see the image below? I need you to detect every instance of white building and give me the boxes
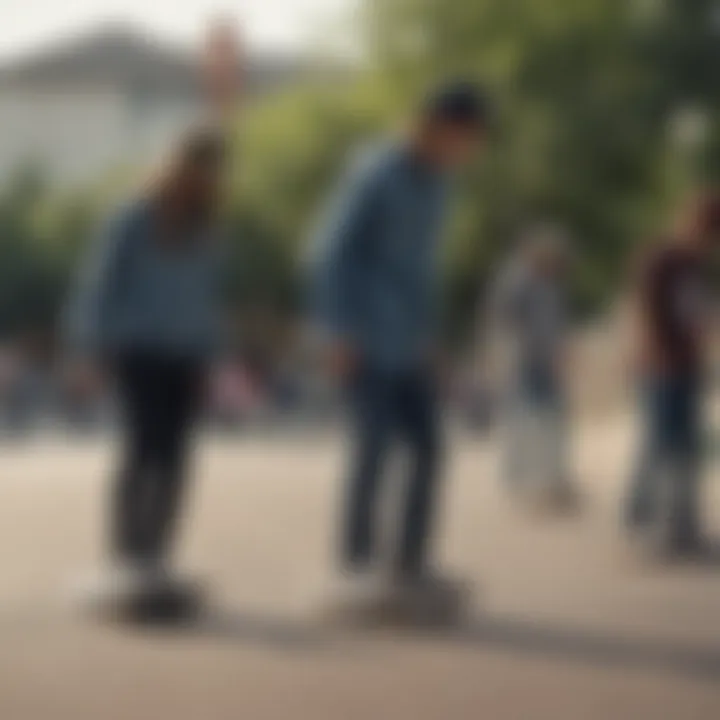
[0,26,302,186]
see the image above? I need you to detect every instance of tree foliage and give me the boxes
[0,0,718,348]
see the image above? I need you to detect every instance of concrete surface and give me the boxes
[0,417,718,719]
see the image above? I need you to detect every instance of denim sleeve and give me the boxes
[63,210,134,357]
[310,158,382,343]
[422,185,449,340]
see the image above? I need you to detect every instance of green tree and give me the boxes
[360,0,720,337]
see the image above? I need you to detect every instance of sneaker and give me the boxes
[393,569,468,600]
[325,569,388,626]
[336,568,384,604]
[70,559,173,610]
[67,563,142,616]
[660,532,708,561]
[388,569,471,624]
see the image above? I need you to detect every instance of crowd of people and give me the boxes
[60,77,720,621]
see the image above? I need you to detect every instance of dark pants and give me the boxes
[112,352,206,564]
[343,364,442,578]
[626,372,703,548]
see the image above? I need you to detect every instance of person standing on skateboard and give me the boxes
[311,81,490,597]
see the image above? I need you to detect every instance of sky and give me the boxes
[0,0,354,60]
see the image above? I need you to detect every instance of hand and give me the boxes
[427,347,452,393]
[555,345,572,378]
[326,341,358,382]
[65,359,105,399]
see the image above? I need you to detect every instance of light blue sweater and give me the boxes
[310,142,449,369]
[65,199,222,358]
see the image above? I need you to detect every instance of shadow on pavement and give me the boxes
[154,606,720,681]
[441,617,720,681]
[159,609,329,653]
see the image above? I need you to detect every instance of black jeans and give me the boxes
[343,363,442,578]
[112,352,206,564]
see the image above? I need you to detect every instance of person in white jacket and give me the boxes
[485,224,577,506]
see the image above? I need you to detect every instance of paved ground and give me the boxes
[0,417,719,719]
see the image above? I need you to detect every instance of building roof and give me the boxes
[0,25,302,98]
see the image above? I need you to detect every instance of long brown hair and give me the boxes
[153,126,227,241]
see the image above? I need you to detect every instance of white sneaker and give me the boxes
[70,562,204,622]
[325,569,389,625]
[336,569,384,604]
[393,569,468,601]
[70,558,169,607]
[67,567,133,616]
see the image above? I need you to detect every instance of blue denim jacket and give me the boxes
[65,199,222,358]
[309,142,448,369]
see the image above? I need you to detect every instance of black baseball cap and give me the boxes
[422,80,492,131]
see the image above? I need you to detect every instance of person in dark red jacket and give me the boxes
[625,192,720,555]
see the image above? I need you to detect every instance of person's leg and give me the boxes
[625,379,665,528]
[342,365,394,572]
[503,381,532,491]
[112,355,160,564]
[395,368,442,578]
[144,359,206,563]
[508,362,556,493]
[541,373,571,491]
[666,375,704,551]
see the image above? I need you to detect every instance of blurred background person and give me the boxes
[64,127,229,602]
[624,192,720,557]
[484,224,577,508]
[309,80,489,607]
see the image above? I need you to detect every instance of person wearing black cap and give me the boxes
[310,80,489,607]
